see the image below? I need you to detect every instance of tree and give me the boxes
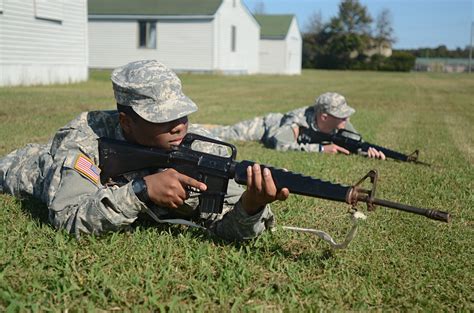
[434,45,449,57]
[302,10,326,68]
[322,0,373,68]
[401,45,469,58]
[375,8,395,44]
[335,0,373,34]
[304,10,324,34]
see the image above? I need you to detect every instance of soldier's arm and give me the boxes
[48,148,277,240]
[265,124,323,152]
[46,151,146,237]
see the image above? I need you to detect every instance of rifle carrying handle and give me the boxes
[180,133,237,161]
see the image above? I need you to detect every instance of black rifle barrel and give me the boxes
[359,142,410,161]
[234,160,450,223]
[370,198,450,222]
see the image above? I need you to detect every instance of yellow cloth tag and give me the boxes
[74,153,101,185]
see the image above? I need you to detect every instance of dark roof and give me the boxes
[88,0,223,16]
[254,14,294,39]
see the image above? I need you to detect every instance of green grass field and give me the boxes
[0,69,473,311]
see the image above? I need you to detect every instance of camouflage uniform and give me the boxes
[207,92,357,152]
[0,60,274,240]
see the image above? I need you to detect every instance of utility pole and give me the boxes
[469,22,473,73]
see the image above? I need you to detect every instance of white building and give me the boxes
[88,0,260,74]
[0,0,88,86]
[255,14,302,75]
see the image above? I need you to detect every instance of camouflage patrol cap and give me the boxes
[314,92,355,118]
[111,60,197,123]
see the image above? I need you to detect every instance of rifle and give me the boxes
[98,133,449,223]
[314,129,430,165]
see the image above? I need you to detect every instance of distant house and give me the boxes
[365,40,393,58]
[88,0,260,74]
[0,0,88,86]
[255,14,302,75]
[414,58,472,73]
[350,39,392,59]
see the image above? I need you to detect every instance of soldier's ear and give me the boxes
[320,113,329,121]
[119,112,133,135]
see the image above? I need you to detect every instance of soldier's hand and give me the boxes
[367,147,386,160]
[322,144,350,155]
[241,163,289,215]
[143,169,207,209]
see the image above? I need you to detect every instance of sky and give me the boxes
[242,0,474,50]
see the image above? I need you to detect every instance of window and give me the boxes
[35,0,63,23]
[231,25,236,52]
[138,21,157,49]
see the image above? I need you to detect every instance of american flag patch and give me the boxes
[74,153,101,185]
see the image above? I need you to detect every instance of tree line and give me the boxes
[397,46,471,59]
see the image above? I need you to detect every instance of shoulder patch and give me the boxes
[74,153,101,185]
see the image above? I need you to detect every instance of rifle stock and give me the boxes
[98,133,449,222]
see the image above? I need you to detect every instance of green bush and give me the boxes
[379,51,416,72]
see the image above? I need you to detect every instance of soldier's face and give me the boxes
[328,114,348,130]
[121,113,189,149]
[317,113,348,133]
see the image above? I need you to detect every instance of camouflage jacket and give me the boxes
[0,111,274,240]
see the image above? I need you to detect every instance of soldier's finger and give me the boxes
[262,167,277,196]
[177,174,207,191]
[246,165,253,190]
[276,188,290,201]
[372,148,381,159]
[252,163,263,192]
[336,146,350,155]
[367,147,374,158]
[172,197,185,208]
[380,151,386,160]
